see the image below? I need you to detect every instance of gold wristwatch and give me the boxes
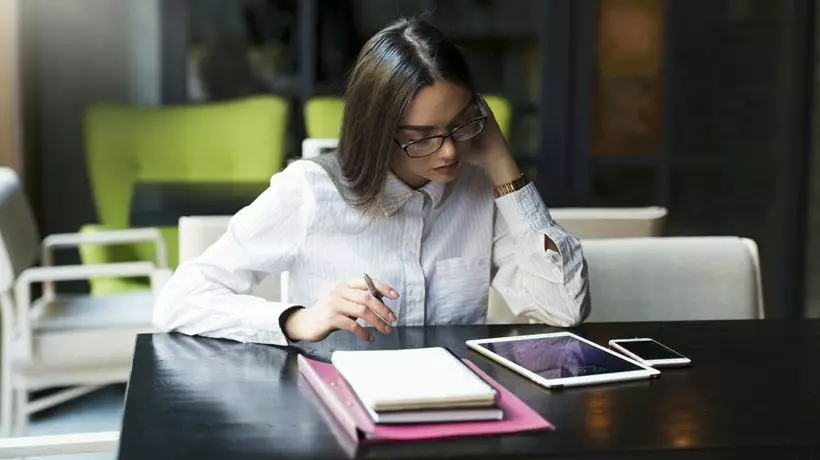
[493,174,529,198]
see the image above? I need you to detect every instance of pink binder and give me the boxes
[297,354,554,443]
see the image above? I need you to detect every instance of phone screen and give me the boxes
[618,340,686,360]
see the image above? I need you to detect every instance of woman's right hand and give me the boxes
[283,278,399,342]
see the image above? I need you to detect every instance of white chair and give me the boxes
[490,236,762,325]
[583,236,763,322]
[301,138,338,159]
[0,168,166,436]
[550,206,667,239]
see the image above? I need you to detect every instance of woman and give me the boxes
[154,18,590,346]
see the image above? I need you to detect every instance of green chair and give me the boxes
[483,94,512,140]
[82,96,289,295]
[305,96,345,139]
[303,94,511,140]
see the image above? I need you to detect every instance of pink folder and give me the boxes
[297,354,554,443]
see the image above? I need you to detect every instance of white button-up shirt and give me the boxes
[154,160,590,346]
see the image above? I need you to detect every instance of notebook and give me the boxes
[331,347,497,412]
[367,405,503,424]
[298,354,553,443]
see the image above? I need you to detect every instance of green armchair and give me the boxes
[82,96,289,295]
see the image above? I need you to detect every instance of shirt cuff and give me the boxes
[495,182,556,235]
[241,302,298,346]
[496,182,573,269]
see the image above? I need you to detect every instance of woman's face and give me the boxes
[391,80,482,188]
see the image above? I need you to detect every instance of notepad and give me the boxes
[366,405,504,424]
[331,347,498,413]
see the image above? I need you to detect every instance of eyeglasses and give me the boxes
[395,104,488,158]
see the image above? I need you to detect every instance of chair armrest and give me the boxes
[13,262,158,360]
[0,431,119,458]
[42,227,167,298]
[17,262,157,286]
[42,228,168,268]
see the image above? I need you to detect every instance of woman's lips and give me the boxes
[434,161,459,172]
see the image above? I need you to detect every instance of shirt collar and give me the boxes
[382,172,447,216]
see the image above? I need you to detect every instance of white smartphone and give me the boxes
[608,338,691,368]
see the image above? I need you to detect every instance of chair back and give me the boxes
[0,168,39,292]
[301,138,338,159]
[584,236,764,322]
[83,96,289,274]
[483,94,512,139]
[304,97,344,139]
[550,207,667,239]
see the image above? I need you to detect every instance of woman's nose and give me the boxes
[438,136,457,159]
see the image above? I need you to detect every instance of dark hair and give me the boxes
[313,17,476,211]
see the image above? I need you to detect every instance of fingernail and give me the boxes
[368,335,375,342]
[385,326,392,334]
[388,312,397,322]
[390,290,398,298]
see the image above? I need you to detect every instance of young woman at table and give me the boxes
[155,18,590,345]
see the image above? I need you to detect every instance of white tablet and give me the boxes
[466,332,661,389]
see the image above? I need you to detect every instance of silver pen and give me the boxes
[362,272,383,302]
[363,272,398,327]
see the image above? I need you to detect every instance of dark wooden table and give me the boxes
[118,320,820,459]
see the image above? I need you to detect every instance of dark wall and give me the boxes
[662,0,813,318]
[806,0,820,318]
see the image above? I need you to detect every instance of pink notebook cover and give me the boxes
[297,354,554,443]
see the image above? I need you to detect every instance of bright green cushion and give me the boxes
[305,97,345,138]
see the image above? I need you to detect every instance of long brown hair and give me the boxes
[313,17,476,212]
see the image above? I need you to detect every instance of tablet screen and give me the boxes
[482,335,644,379]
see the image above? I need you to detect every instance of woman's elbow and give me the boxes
[559,270,591,327]
[566,287,591,327]
[153,281,190,333]
[568,257,591,326]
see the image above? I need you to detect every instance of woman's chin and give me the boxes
[430,161,461,181]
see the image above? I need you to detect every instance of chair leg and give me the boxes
[0,376,9,437]
[0,341,11,437]
[12,390,26,437]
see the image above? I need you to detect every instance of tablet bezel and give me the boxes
[466,331,661,388]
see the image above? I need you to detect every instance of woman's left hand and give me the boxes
[465,97,522,186]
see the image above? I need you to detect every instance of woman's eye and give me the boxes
[413,138,437,147]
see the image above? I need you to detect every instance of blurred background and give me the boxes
[0,0,818,447]
[2,0,818,314]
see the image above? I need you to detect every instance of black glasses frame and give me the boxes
[394,101,488,158]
